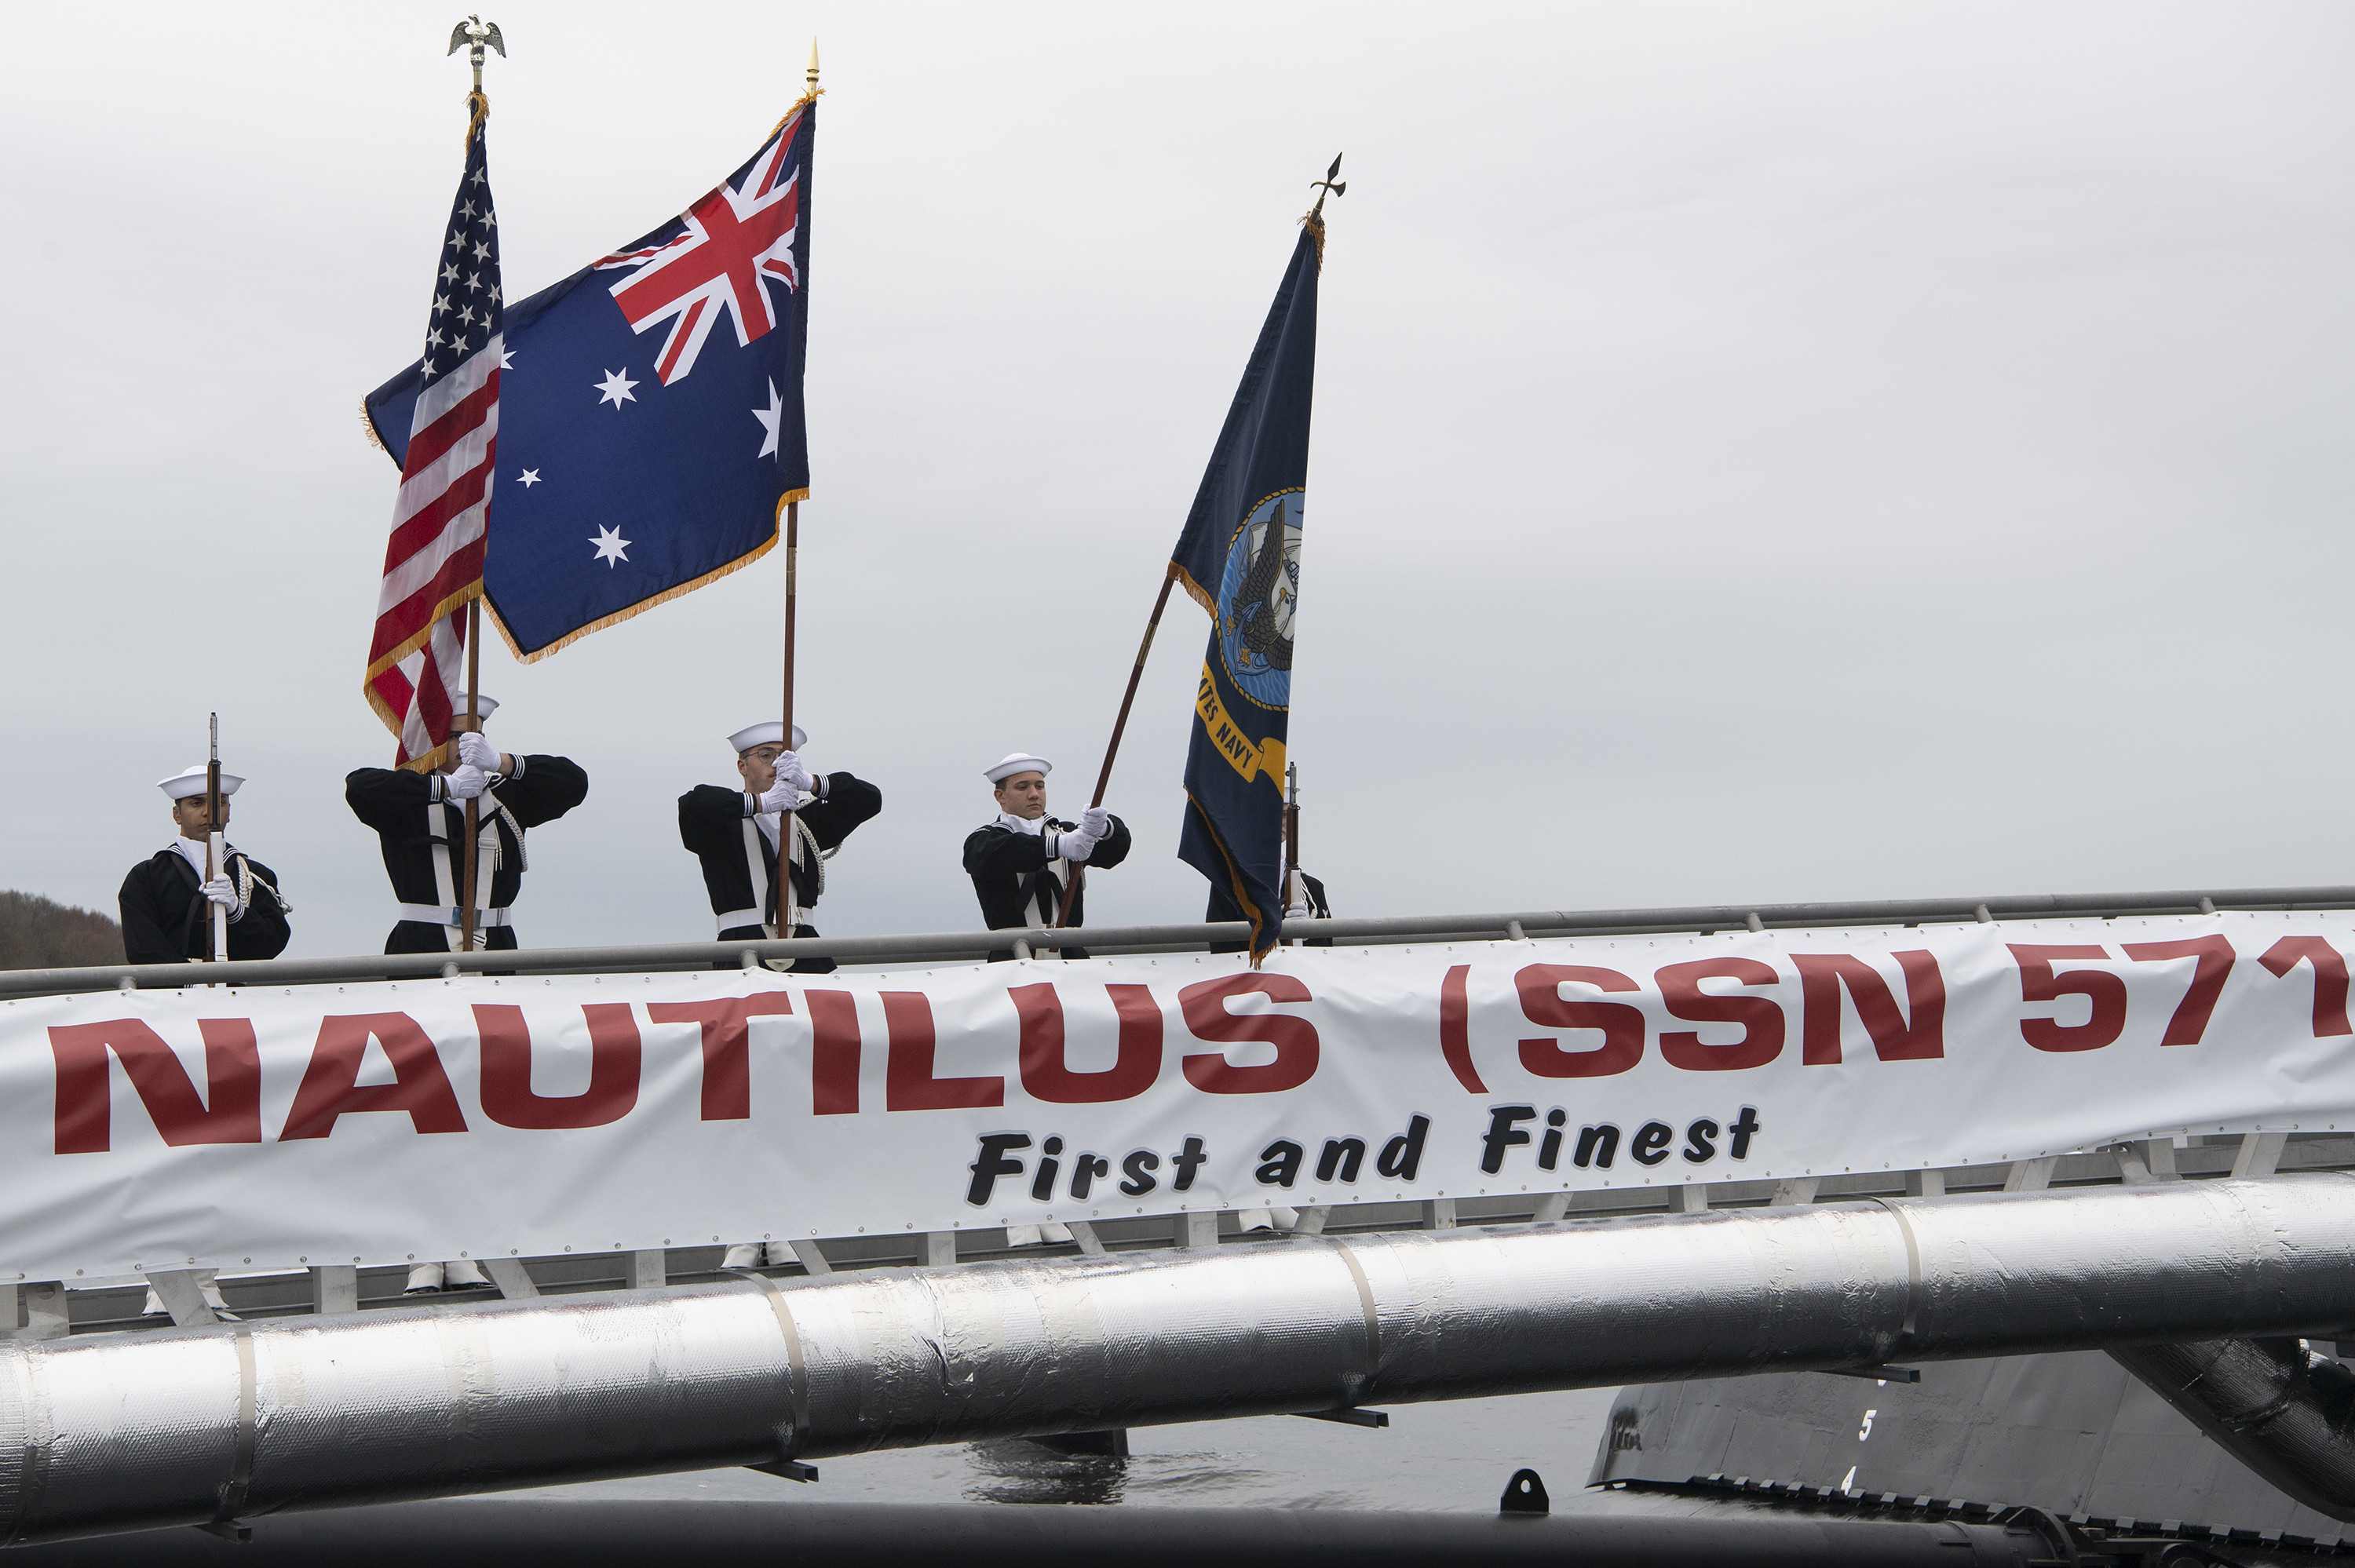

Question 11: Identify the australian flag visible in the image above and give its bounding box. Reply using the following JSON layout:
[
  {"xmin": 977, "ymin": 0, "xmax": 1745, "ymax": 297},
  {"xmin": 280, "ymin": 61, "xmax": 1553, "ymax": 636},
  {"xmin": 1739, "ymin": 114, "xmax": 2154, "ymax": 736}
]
[
  {"xmin": 367, "ymin": 101, "xmax": 816, "ymax": 659},
  {"xmin": 1173, "ymin": 220, "xmax": 1321, "ymax": 960}
]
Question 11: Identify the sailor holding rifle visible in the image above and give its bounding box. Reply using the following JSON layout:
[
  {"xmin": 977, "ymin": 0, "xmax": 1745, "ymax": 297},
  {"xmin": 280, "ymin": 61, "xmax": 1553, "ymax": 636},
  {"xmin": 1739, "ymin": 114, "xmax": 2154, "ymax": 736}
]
[
  {"xmin": 118, "ymin": 766, "xmax": 292, "ymax": 965},
  {"xmin": 343, "ymin": 695, "xmax": 588, "ymax": 956},
  {"xmin": 964, "ymin": 753, "xmax": 1132, "ymax": 961},
  {"xmin": 677, "ymin": 721, "xmax": 882, "ymax": 974}
]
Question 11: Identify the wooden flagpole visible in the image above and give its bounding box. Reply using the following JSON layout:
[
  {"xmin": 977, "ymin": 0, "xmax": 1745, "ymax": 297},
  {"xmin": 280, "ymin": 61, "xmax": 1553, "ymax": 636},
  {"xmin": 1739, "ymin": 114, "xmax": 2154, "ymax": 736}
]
[
  {"xmin": 774, "ymin": 43, "xmax": 820, "ymax": 945},
  {"xmin": 449, "ymin": 22, "xmax": 502, "ymax": 959},
  {"xmin": 1053, "ymin": 574, "xmax": 1175, "ymax": 928},
  {"xmin": 460, "ymin": 600, "xmax": 483, "ymax": 954},
  {"xmin": 779, "ymin": 499, "xmax": 799, "ymax": 935}
]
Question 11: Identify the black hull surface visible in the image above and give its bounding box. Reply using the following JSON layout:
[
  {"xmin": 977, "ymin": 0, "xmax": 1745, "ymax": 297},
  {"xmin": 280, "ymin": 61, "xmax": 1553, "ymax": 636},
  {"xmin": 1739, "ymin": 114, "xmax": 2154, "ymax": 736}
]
[{"xmin": 1592, "ymin": 1349, "xmax": 2353, "ymax": 1550}]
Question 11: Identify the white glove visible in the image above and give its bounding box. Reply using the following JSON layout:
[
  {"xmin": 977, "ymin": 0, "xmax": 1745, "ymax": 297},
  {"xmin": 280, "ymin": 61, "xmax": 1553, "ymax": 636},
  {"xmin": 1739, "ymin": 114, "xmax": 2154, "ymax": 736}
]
[
  {"xmin": 759, "ymin": 776, "xmax": 802, "ymax": 815},
  {"xmin": 1080, "ymin": 806, "xmax": 1112, "ymax": 838},
  {"xmin": 456, "ymin": 731, "xmax": 502, "ymax": 774},
  {"xmin": 201, "ymin": 875, "xmax": 243, "ymax": 916},
  {"xmin": 774, "ymin": 751, "xmax": 812, "ymax": 797},
  {"xmin": 447, "ymin": 764, "xmax": 490, "ymax": 800},
  {"xmin": 1059, "ymin": 826, "xmax": 1101, "ymax": 864}
]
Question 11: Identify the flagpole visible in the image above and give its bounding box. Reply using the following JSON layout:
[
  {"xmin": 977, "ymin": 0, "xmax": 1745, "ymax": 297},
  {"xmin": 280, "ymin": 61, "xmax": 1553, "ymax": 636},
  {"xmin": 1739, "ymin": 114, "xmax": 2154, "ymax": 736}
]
[
  {"xmin": 774, "ymin": 38, "xmax": 819, "ymax": 946},
  {"xmin": 779, "ymin": 498, "xmax": 799, "ymax": 936},
  {"xmin": 1053, "ymin": 573, "xmax": 1175, "ymax": 929},
  {"xmin": 445, "ymin": 16, "xmax": 503, "ymax": 957},
  {"xmin": 460, "ymin": 600, "xmax": 482, "ymax": 954}
]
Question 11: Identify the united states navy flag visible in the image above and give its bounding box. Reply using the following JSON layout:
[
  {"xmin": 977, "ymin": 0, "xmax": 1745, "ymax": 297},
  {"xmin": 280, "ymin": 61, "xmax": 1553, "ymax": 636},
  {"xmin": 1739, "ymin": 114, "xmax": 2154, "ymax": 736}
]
[
  {"xmin": 366, "ymin": 100, "xmax": 816, "ymax": 660},
  {"xmin": 1172, "ymin": 218, "xmax": 1322, "ymax": 960}
]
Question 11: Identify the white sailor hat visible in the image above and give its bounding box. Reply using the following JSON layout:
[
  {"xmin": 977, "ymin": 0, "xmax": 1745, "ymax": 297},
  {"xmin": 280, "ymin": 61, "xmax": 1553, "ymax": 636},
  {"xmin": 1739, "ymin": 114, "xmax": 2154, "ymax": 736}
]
[
  {"xmin": 984, "ymin": 753, "xmax": 1052, "ymax": 784},
  {"xmin": 728, "ymin": 722, "xmax": 806, "ymax": 753},
  {"xmin": 455, "ymin": 695, "xmax": 500, "ymax": 721},
  {"xmin": 157, "ymin": 767, "xmax": 243, "ymax": 801}
]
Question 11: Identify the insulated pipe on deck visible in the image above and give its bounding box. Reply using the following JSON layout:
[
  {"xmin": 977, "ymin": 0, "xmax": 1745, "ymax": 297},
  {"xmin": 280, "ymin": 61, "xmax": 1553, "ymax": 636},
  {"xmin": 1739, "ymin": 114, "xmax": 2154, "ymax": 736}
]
[
  {"xmin": 10, "ymin": 1176, "xmax": 2355, "ymax": 1546},
  {"xmin": 2107, "ymin": 1336, "xmax": 2355, "ymax": 1521}
]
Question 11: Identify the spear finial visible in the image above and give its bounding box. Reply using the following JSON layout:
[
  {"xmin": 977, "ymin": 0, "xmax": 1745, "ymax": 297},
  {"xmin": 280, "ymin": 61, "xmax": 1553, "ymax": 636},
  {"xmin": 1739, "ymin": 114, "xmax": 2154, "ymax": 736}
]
[
  {"xmin": 1309, "ymin": 153, "xmax": 1346, "ymax": 220},
  {"xmin": 807, "ymin": 38, "xmax": 821, "ymax": 97}
]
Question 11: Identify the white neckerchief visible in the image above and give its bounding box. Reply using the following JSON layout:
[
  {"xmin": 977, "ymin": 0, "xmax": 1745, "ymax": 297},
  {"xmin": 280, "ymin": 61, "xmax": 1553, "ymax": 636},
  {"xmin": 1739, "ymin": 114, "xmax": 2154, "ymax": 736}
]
[
  {"xmin": 168, "ymin": 835, "xmax": 233, "ymax": 881},
  {"xmin": 997, "ymin": 811, "xmax": 1084, "ymax": 864}
]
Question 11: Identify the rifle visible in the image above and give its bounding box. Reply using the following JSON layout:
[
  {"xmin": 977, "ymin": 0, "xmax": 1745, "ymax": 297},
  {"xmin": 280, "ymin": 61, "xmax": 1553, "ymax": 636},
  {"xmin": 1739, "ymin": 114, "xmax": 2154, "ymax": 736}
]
[
  {"xmin": 206, "ymin": 713, "xmax": 227, "ymax": 962},
  {"xmin": 1283, "ymin": 761, "xmax": 1303, "ymax": 917}
]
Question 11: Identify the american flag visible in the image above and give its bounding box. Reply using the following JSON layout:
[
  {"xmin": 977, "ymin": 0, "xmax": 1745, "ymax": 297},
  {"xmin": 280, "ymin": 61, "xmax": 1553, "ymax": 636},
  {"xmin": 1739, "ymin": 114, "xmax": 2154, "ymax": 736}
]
[{"xmin": 363, "ymin": 109, "xmax": 504, "ymax": 769}]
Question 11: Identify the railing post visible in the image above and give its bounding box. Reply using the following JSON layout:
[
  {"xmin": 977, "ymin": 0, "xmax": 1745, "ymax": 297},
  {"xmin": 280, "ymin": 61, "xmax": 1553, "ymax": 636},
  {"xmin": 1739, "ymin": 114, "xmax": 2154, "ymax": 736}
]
[
  {"xmin": 8, "ymin": 1282, "xmax": 68, "ymax": 1341},
  {"xmin": 147, "ymin": 1270, "xmax": 221, "ymax": 1327},
  {"xmin": 2003, "ymin": 1158, "xmax": 2057, "ymax": 1192},
  {"xmin": 2233, "ymin": 1132, "xmax": 2288, "ymax": 1179},
  {"xmin": 309, "ymin": 1264, "xmax": 360, "ymax": 1315}
]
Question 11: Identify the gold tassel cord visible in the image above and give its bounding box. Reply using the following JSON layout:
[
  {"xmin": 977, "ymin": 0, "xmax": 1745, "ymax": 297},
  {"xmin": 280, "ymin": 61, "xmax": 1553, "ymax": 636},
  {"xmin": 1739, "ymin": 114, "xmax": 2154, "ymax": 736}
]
[
  {"xmin": 1300, "ymin": 208, "xmax": 1327, "ymax": 270},
  {"xmin": 769, "ymin": 86, "xmax": 823, "ymax": 143},
  {"xmin": 464, "ymin": 89, "xmax": 489, "ymax": 149}
]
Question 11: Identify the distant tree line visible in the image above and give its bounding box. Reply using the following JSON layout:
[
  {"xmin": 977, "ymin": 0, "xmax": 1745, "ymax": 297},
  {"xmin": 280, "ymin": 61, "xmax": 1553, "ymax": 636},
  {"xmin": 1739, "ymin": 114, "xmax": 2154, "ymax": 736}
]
[{"xmin": 0, "ymin": 891, "xmax": 125, "ymax": 969}]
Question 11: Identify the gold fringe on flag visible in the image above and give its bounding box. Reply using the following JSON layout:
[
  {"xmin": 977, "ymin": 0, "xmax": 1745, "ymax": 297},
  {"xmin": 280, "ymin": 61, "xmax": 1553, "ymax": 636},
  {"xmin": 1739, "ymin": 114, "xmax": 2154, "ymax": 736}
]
[
  {"xmin": 485, "ymin": 487, "xmax": 809, "ymax": 664},
  {"xmin": 771, "ymin": 87, "xmax": 823, "ymax": 142}
]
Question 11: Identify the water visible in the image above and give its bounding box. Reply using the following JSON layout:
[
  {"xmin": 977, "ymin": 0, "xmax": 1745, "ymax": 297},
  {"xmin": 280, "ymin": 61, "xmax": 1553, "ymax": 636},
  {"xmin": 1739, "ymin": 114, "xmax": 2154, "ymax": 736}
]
[{"xmin": 514, "ymin": 1388, "xmax": 1621, "ymax": 1512}]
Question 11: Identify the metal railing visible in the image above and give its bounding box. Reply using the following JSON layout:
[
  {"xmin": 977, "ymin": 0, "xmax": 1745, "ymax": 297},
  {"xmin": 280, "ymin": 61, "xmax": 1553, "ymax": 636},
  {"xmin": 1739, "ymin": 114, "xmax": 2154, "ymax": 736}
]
[
  {"xmin": 7, "ymin": 1129, "xmax": 2336, "ymax": 1342},
  {"xmin": 4, "ymin": 883, "xmax": 2349, "ymax": 1000}
]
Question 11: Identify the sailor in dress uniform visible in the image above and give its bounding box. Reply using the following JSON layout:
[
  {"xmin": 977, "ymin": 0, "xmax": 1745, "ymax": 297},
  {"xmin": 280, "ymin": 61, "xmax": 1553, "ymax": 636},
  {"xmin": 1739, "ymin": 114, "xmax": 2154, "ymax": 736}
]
[
  {"xmin": 681, "ymin": 723, "xmax": 882, "ymax": 1272},
  {"xmin": 342, "ymin": 695, "xmax": 589, "ymax": 956},
  {"xmin": 344, "ymin": 697, "xmax": 587, "ymax": 1295},
  {"xmin": 677, "ymin": 721, "xmax": 883, "ymax": 969},
  {"xmin": 963, "ymin": 753, "xmax": 1132, "ymax": 962},
  {"xmin": 118, "ymin": 766, "xmax": 292, "ymax": 966},
  {"xmin": 963, "ymin": 753, "xmax": 1131, "ymax": 1251},
  {"xmin": 119, "ymin": 765, "xmax": 290, "ymax": 1318}
]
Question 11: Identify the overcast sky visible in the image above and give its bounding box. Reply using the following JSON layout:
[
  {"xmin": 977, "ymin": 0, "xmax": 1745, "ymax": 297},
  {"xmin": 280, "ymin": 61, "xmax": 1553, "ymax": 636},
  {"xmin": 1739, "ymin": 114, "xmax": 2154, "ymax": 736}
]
[{"xmin": 4, "ymin": 2, "xmax": 2352, "ymax": 959}]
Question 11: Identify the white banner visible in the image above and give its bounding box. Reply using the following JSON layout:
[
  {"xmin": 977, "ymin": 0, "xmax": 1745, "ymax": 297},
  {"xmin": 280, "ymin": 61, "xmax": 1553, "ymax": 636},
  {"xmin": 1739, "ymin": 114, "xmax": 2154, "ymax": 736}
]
[{"xmin": 4, "ymin": 910, "xmax": 2353, "ymax": 1281}]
